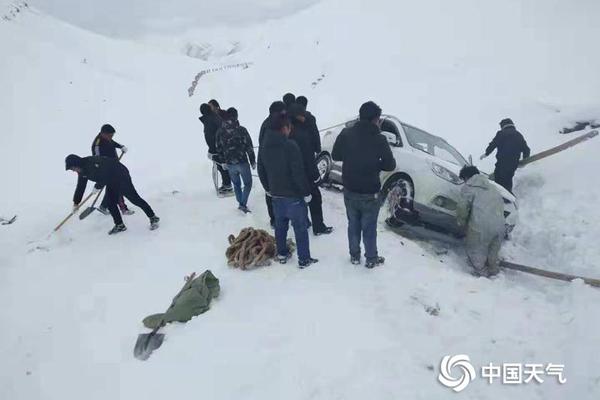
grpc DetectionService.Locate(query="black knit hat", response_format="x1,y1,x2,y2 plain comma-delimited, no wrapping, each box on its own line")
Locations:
296,96,308,108
65,154,83,170
100,124,115,134
288,103,305,118
359,101,382,121
459,165,480,181
500,118,514,128
208,99,220,109
200,103,211,116
282,93,296,107
226,107,238,121
269,101,286,114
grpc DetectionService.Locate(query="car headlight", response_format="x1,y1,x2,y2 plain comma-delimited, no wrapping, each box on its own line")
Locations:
431,162,462,185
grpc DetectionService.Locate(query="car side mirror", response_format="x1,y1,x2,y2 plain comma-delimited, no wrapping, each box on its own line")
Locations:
382,131,399,147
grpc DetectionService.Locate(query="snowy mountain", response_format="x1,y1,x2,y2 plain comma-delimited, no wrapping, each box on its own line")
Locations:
1,1,600,399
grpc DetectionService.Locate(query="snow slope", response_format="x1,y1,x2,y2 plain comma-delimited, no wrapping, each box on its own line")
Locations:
2,1,600,399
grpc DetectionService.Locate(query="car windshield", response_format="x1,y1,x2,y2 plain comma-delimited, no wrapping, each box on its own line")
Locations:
401,124,468,166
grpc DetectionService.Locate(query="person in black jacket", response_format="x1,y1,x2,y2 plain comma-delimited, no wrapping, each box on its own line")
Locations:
216,108,256,213
289,104,332,235
282,93,296,110
480,118,531,193
257,115,318,268
296,95,321,154
258,101,287,226
200,103,232,194
209,99,228,119
65,154,159,235
91,124,133,216
332,101,396,268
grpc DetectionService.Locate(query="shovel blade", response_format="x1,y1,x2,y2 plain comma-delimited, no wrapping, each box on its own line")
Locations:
133,332,165,361
79,207,96,220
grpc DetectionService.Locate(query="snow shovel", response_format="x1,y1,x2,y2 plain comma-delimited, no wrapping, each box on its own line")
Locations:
52,191,96,233
79,152,125,220
78,188,105,220
0,215,17,225
133,272,196,361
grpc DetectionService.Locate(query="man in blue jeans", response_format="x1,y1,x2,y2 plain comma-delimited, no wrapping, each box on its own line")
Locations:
216,108,255,213
257,114,318,268
332,101,396,268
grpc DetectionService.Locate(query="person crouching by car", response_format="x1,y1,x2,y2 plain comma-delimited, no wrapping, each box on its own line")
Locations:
257,115,318,268
457,166,506,278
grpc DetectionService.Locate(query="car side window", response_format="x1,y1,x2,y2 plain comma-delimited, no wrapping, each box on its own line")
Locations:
381,119,403,147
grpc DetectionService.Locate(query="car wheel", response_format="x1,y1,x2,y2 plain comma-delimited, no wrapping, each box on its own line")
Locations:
316,153,332,183
381,175,415,223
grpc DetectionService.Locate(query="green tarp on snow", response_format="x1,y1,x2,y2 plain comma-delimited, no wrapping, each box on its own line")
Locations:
143,270,220,329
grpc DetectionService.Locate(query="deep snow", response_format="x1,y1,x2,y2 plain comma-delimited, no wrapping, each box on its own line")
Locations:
2,1,600,399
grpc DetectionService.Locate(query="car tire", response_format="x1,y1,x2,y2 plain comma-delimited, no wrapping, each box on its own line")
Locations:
380,175,415,223
316,153,332,184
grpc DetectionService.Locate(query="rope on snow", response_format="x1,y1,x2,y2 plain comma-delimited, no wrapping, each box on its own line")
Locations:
226,227,295,270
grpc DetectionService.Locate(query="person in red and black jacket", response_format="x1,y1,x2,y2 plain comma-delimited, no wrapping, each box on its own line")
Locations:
91,124,133,215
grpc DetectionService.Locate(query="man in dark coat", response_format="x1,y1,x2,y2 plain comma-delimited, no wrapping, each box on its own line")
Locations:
332,101,396,268
481,118,531,193
209,99,228,119
65,154,159,234
296,95,321,154
91,123,133,215
288,103,332,235
200,103,232,194
257,115,317,268
258,101,287,226
216,108,256,213
282,92,296,110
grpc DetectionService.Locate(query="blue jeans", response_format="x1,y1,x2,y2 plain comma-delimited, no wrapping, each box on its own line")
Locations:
343,190,381,261
272,197,311,262
226,162,252,207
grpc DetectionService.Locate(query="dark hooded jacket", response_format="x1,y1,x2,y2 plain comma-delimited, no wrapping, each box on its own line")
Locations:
257,129,311,198
215,120,256,165
332,120,396,194
199,111,223,154
485,126,531,170
304,111,321,154
91,134,123,158
258,116,270,146
290,119,319,183
72,156,130,204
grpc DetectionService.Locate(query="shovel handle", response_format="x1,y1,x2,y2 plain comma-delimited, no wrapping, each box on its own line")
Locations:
149,272,197,335
53,192,95,232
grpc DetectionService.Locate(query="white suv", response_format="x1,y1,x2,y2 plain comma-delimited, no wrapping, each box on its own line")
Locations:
317,115,518,236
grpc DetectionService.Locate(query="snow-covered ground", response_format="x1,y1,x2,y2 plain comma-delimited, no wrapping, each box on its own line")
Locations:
2,1,600,399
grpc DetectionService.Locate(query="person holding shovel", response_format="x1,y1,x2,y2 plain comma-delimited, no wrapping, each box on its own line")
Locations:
91,124,134,215
65,154,159,234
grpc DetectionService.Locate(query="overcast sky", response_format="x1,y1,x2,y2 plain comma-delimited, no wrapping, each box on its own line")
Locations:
30,0,318,37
